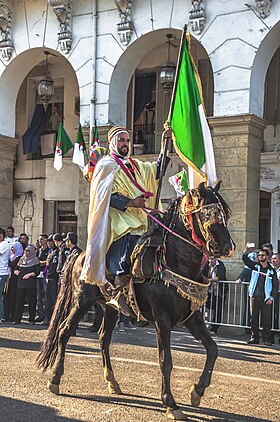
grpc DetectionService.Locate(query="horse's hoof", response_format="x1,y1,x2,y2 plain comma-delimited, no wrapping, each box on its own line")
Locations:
108,383,123,395
47,381,60,395
189,384,201,407
166,407,188,420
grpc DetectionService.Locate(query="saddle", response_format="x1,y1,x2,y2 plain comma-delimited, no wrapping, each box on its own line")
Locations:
131,216,164,280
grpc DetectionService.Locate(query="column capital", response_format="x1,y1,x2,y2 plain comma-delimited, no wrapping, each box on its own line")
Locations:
208,114,267,137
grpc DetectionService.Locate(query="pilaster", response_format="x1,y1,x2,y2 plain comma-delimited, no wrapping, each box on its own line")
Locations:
0,135,19,227
209,114,267,277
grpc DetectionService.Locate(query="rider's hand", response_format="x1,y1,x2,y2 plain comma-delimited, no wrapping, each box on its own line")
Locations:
127,196,146,208
266,299,273,305
161,128,172,154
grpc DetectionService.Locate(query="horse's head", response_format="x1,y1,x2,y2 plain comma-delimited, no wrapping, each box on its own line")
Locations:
179,182,235,258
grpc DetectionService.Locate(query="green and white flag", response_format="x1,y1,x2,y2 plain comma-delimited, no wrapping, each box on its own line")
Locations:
53,123,73,171
169,168,189,196
167,26,217,187
72,123,86,169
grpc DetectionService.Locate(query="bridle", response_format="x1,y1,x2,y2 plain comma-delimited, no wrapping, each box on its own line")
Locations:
178,189,229,252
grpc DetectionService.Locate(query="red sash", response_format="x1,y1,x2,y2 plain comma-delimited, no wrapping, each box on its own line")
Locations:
110,154,154,199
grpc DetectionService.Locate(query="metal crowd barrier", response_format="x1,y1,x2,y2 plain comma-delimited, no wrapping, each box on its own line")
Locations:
202,280,280,332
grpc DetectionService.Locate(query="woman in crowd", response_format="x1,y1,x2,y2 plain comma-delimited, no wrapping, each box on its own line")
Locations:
4,242,23,322
13,244,40,325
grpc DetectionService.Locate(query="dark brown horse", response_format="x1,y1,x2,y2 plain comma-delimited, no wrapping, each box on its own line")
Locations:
37,183,234,420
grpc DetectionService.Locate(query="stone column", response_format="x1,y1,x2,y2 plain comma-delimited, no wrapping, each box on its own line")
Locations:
0,135,19,227
209,114,267,277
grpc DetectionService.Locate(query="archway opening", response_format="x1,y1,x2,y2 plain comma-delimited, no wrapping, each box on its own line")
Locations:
109,29,214,155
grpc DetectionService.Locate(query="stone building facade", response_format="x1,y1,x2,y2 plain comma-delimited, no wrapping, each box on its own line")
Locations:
0,0,279,277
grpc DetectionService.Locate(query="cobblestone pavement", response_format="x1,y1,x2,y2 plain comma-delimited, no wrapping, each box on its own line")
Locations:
0,320,279,422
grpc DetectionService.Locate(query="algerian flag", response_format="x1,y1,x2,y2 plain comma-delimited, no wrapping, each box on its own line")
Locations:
169,168,189,196
167,25,217,187
53,123,73,171
72,123,86,169
90,120,100,155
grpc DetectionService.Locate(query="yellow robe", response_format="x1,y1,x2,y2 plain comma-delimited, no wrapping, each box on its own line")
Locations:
81,156,160,285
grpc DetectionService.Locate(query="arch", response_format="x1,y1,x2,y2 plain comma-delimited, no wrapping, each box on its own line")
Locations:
108,29,213,125
0,48,78,137
250,20,280,118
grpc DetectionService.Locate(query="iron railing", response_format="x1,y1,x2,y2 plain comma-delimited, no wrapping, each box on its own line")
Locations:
203,280,280,332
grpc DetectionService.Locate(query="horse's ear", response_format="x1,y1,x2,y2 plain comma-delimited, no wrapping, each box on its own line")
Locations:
213,180,222,192
197,182,207,197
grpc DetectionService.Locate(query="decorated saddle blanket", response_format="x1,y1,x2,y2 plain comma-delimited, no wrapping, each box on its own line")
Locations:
131,221,164,280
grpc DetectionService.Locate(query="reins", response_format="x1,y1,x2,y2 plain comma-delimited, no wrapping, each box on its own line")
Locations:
142,207,202,251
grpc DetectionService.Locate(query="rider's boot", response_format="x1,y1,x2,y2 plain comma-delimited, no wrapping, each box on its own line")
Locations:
106,275,132,316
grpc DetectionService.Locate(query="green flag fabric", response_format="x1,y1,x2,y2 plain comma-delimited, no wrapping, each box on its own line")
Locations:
167,26,217,187
53,123,73,171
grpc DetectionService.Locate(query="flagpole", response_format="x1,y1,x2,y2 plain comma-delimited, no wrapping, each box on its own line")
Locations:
155,131,170,209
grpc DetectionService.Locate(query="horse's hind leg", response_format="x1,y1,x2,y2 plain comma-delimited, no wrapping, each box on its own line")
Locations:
155,316,188,421
99,306,122,395
184,311,218,407
48,283,99,394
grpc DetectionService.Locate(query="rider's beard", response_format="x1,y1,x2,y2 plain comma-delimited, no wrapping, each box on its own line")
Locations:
117,146,129,157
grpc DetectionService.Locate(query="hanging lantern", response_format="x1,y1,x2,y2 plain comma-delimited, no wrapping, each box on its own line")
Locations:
37,51,55,110
160,34,176,95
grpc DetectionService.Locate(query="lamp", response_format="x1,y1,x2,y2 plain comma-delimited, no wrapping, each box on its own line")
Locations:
160,34,176,95
37,51,55,111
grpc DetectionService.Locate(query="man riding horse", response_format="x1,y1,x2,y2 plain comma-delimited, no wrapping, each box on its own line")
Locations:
80,124,172,314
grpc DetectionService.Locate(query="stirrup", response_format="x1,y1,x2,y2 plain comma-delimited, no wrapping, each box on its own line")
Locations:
106,291,121,311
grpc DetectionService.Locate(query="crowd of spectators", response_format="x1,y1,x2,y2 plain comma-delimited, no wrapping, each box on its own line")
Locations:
0,226,79,326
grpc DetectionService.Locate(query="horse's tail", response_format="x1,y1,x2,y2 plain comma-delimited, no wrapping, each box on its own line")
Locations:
36,251,85,372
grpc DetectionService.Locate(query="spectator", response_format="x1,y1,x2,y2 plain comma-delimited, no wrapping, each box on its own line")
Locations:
0,227,10,323
18,233,29,250
261,243,274,262
53,233,69,291
236,248,258,327
36,233,50,323
13,244,40,325
44,235,59,324
271,253,280,344
202,255,227,335
5,226,18,244
63,232,82,264
243,246,278,346
3,242,23,322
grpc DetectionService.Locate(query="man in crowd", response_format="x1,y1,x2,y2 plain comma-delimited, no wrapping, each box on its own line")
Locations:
0,227,10,323
261,243,273,262
81,125,171,314
5,226,18,244
203,255,227,335
53,233,69,291
64,232,82,264
44,235,59,324
271,252,280,344
243,245,278,346
18,233,29,250
36,233,50,322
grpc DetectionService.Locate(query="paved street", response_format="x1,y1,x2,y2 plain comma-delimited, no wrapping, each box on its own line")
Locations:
0,320,279,422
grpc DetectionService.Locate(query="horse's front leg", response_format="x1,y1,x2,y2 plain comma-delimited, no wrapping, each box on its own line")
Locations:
184,310,218,407
99,305,122,395
155,317,188,421
49,283,98,394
